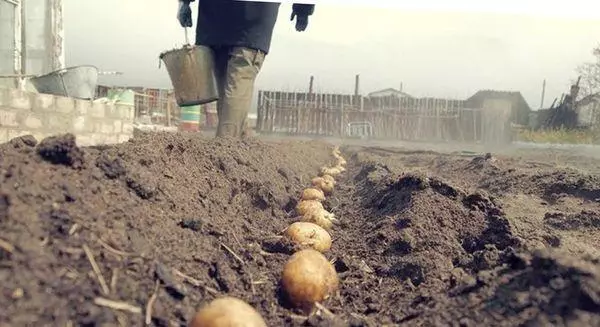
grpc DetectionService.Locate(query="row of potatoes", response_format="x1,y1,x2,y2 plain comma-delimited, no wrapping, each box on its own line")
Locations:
189,147,346,327
280,145,346,313
189,146,347,327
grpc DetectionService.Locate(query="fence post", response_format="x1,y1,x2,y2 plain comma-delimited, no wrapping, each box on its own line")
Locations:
256,90,263,132
339,99,344,138
50,0,65,71
13,0,23,89
166,91,172,127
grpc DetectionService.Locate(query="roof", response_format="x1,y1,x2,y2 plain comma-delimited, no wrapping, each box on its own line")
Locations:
465,90,531,111
576,93,600,107
367,88,412,98
465,89,532,125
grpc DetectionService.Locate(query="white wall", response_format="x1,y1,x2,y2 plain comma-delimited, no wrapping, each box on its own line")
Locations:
0,0,63,88
0,0,16,87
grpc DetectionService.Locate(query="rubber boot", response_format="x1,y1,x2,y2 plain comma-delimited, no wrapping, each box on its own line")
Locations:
214,47,265,139
240,118,254,139
216,122,239,138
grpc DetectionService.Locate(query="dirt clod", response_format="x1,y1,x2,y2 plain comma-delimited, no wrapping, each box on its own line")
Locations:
36,133,85,168
544,210,600,230
9,134,38,149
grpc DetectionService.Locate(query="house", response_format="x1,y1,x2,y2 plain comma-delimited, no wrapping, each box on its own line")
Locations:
367,88,412,98
465,90,531,126
576,93,600,128
365,88,413,111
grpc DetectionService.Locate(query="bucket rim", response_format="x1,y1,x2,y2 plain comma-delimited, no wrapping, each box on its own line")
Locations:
159,44,213,59
32,65,99,79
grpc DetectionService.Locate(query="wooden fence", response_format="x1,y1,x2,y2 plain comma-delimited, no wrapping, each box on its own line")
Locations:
96,85,176,125
96,85,221,129
256,90,510,143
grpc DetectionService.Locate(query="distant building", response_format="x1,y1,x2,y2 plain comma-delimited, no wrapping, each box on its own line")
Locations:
465,90,531,125
576,93,600,128
367,88,412,98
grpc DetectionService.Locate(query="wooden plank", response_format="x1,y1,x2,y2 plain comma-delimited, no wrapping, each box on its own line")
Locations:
166,92,172,127
256,90,263,131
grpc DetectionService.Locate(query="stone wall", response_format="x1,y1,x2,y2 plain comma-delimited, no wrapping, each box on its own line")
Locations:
0,87,135,146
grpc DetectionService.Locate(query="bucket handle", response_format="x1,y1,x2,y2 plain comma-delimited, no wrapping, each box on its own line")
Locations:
55,68,69,75
158,27,193,68
59,74,69,97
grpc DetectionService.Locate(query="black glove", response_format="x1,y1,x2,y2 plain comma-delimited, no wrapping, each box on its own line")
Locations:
290,12,309,32
177,1,193,28
290,4,314,32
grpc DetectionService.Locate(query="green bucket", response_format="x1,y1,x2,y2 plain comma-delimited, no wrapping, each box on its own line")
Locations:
180,105,201,131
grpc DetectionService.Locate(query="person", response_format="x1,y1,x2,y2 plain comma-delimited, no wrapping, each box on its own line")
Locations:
177,0,315,138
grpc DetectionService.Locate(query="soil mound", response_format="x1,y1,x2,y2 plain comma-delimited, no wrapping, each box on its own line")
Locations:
478,164,600,202
355,163,519,287
0,132,333,326
323,147,600,326
411,249,600,326
544,210,600,230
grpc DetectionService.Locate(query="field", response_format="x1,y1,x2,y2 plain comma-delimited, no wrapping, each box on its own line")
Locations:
516,127,600,144
0,132,599,326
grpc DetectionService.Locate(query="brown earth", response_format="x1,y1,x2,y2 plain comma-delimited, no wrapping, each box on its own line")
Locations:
0,133,599,326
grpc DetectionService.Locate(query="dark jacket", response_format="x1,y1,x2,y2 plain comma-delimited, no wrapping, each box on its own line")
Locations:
188,0,314,54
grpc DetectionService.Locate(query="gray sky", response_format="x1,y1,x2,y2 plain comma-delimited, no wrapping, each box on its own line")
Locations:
64,0,600,110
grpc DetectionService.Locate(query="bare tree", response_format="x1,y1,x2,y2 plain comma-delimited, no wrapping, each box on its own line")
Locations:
576,45,600,99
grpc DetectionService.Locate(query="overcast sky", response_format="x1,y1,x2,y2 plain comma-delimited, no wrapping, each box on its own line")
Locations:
64,0,600,110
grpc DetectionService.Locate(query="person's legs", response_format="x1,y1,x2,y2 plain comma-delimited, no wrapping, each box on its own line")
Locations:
216,47,265,138
211,46,230,134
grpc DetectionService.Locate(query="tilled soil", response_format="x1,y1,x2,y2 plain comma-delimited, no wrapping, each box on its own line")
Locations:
1,133,599,327
330,146,600,326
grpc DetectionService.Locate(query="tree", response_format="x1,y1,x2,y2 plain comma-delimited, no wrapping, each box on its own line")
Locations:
576,45,600,99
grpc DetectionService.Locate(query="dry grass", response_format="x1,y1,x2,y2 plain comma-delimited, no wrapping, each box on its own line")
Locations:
515,127,600,144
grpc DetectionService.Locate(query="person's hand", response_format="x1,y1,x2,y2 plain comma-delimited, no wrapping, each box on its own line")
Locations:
290,12,309,32
177,1,193,28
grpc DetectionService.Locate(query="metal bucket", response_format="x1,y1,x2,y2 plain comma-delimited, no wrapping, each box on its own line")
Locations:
29,65,99,100
160,45,219,107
